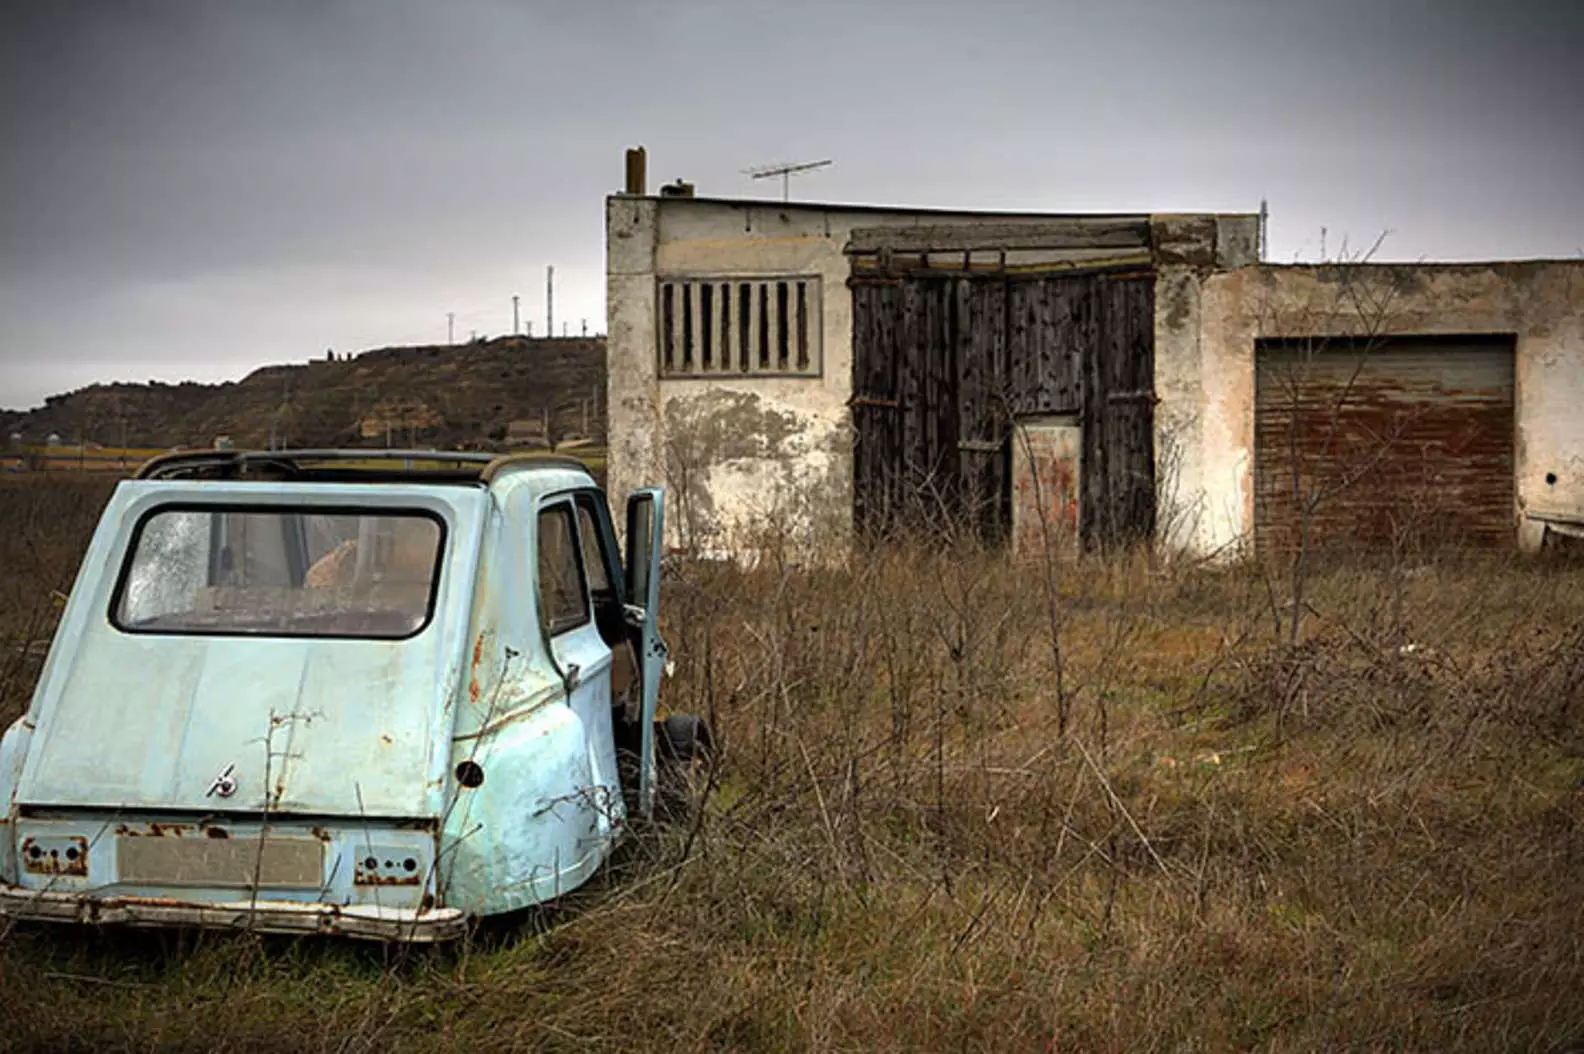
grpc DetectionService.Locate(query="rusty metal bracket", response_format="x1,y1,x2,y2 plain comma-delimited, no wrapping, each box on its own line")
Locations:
1106,389,1160,405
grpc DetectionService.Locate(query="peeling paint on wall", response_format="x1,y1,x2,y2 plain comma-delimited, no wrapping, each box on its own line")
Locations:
1160,261,1584,556
664,389,800,550
609,197,1260,560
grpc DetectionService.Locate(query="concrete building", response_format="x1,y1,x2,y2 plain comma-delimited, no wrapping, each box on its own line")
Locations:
606,169,1583,559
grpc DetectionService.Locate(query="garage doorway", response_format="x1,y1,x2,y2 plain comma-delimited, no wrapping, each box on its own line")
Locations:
1253,334,1516,555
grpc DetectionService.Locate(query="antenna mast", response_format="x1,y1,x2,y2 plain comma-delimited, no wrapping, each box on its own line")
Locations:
742,159,833,202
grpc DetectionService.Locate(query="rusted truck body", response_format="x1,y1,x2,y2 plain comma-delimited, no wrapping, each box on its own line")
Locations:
0,450,677,941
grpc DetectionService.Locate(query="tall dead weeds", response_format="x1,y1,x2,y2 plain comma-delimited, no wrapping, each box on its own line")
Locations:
0,480,1580,1051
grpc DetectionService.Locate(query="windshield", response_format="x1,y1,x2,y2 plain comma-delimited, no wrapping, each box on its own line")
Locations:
112,507,445,639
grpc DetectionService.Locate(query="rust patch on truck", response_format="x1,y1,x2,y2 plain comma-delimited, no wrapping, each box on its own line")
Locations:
20,835,89,877
114,822,194,838
395,817,440,833
119,896,190,908
468,631,488,703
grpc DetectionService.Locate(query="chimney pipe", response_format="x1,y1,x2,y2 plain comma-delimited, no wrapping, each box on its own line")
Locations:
624,146,647,196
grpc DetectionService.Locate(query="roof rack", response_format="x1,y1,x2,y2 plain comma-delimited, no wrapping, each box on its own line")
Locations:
134,448,601,483
136,449,500,481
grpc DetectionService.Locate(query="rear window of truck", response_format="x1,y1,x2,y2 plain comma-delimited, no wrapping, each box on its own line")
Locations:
111,507,445,640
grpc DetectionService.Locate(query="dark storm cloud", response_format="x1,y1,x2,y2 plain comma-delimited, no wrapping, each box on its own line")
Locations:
2,0,1580,409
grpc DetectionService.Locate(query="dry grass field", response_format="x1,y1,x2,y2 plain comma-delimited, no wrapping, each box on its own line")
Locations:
0,474,1581,1052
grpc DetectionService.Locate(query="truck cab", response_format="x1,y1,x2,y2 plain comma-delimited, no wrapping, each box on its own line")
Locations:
0,449,682,941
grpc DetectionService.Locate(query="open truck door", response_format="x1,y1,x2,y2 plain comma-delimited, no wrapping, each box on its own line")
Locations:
624,487,667,817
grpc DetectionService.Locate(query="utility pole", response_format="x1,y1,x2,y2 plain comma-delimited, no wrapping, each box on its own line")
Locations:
512,295,520,335
546,266,554,339
447,312,455,344
580,318,587,337
278,375,292,450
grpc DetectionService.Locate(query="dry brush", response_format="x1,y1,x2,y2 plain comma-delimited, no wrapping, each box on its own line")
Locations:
0,477,1579,1052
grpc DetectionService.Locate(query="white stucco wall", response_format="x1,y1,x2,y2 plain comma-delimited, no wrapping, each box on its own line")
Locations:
1155,262,1584,556
646,200,858,556
1150,215,1262,556
607,196,662,514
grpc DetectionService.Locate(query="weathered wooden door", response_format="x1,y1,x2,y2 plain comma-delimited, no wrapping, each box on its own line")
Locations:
850,270,1156,547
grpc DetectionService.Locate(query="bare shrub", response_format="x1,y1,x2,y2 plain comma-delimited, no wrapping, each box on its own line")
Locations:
0,476,117,725
0,478,1580,1052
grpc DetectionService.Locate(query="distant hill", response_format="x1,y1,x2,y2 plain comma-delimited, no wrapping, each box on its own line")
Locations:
0,336,606,452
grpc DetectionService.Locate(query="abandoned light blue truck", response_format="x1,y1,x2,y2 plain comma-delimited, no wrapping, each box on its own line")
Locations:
0,449,707,941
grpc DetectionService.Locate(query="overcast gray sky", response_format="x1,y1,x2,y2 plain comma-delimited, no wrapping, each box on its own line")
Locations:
2,0,1580,411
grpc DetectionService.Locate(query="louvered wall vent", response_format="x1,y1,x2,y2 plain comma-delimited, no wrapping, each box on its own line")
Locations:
657,276,822,377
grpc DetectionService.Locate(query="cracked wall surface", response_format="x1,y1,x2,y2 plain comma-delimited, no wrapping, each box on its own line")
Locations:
609,198,1193,558
1154,261,1584,556
609,198,1281,559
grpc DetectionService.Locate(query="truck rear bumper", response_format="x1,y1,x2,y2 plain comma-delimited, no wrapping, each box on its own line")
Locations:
0,885,467,942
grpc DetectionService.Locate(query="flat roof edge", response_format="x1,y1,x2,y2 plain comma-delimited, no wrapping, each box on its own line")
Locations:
1243,258,1584,270
609,193,1256,221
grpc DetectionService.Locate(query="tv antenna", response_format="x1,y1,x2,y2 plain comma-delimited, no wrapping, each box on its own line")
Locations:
743,159,832,202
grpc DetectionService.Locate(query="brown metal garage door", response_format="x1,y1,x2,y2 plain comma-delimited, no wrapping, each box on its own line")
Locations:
1254,335,1516,555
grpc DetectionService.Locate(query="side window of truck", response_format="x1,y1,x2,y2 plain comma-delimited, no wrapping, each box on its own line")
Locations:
537,503,590,637
574,497,616,597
